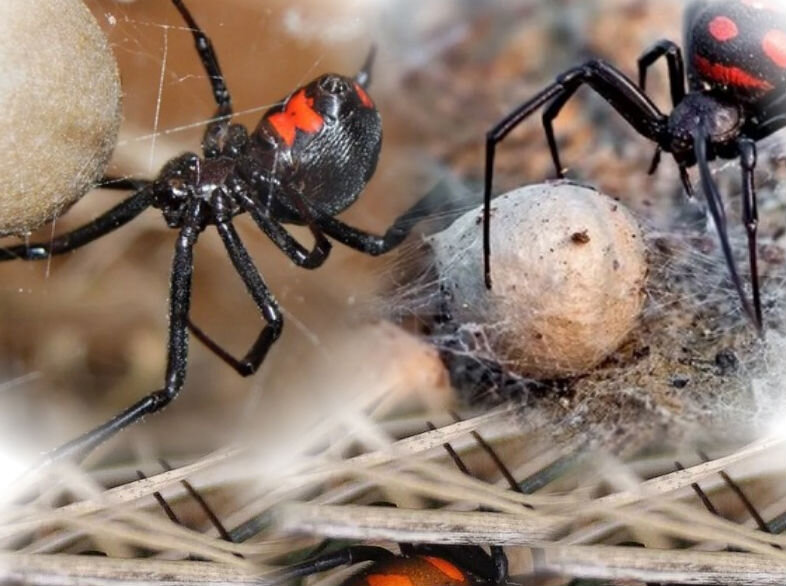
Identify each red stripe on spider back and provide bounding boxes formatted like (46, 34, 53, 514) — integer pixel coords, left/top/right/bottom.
(267, 89, 324, 147)
(708, 16, 739, 42)
(422, 557, 466, 582)
(366, 575, 414, 586)
(763, 29, 786, 67)
(695, 55, 775, 90)
(354, 82, 374, 109)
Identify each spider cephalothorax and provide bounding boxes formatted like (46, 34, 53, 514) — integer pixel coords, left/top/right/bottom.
(484, 0, 786, 334)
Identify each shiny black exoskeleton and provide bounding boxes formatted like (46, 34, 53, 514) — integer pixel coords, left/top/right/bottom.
(0, 0, 440, 464)
(484, 0, 786, 334)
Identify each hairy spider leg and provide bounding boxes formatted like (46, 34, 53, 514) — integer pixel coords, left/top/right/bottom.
(483, 60, 666, 288)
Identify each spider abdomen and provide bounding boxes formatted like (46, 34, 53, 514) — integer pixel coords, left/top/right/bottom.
(686, 0, 786, 104)
(344, 555, 470, 586)
(255, 73, 382, 219)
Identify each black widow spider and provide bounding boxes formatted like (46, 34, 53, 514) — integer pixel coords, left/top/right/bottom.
(483, 0, 786, 334)
(0, 0, 439, 465)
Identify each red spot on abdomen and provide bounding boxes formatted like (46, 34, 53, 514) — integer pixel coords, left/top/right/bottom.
(695, 55, 774, 90)
(267, 89, 324, 147)
(763, 30, 786, 67)
(708, 16, 739, 42)
(422, 557, 466, 582)
(367, 575, 413, 586)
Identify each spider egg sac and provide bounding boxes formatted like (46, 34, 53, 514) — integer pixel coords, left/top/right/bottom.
(0, 0, 121, 235)
(430, 182, 647, 379)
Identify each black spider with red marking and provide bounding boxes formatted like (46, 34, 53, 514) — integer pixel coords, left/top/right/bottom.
(280, 545, 507, 586)
(273, 425, 514, 586)
(0, 0, 439, 464)
(483, 0, 786, 334)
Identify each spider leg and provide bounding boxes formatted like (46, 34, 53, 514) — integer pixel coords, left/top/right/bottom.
(234, 186, 331, 269)
(422, 421, 509, 585)
(694, 131, 761, 333)
(542, 88, 577, 178)
(484, 60, 666, 287)
(274, 545, 396, 583)
(679, 165, 695, 198)
(749, 113, 786, 141)
(739, 138, 763, 330)
(221, 124, 250, 158)
(697, 450, 773, 535)
(314, 182, 449, 255)
(237, 167, 334, 267)
(188, 207, 283, 376)
(483, 84, 562, 287)
(136, 469, 184, 525)
(637, 39, 686, 107)
(158, 458, 237, 544)
(0, 188, 154, 261)
(674, 461, 721, 516)
(171, 0, 233, 158)
(38, 201, 203, 465)
(354, 45, 377, 89)
(647, 146, 663, 175)
(490, 546, 508, 586)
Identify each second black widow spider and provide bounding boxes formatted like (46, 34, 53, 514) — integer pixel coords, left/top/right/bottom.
(483, 0, 786, 334)
(0, 0, 441, 465)
(269, 424, 515, 586)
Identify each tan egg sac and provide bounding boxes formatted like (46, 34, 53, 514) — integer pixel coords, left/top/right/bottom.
(430, 182, 647, 379)
(0, 0, 121, 236)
